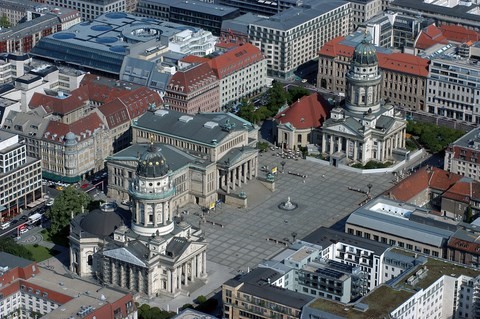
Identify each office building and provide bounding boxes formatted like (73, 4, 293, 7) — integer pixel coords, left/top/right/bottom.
(318, 31, 429, 112)
(0, 131, 41, 219)
(426, 55, 480, 124)
(134, 0, 240, 36)
(349, 0, 383, 30)
(30, 13, 208, 76)
(0, 252, 137, 319)
(70, 147, 208, 297)
(249, 0, 351, 79)
(217, 0, 302, 16)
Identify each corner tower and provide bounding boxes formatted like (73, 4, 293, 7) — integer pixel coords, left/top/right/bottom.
(345, 35, 382, 115)
(129, 143, 175, 237)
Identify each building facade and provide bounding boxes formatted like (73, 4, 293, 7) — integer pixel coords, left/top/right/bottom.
(249, 0, 352, 79)
(0, 252, 137, 319)
(0, 132, 42, 220)
(445, 127, 480, 181)
(222, 267, 314, 319)
(164, 63, 220, 114)
(349, 0, 383, 30)
(70, 145, 207, 297)
(317, 32, 429, 112)
(448, 223, 480, 269)
(426, 56, 480, 124)
(274, 93, 331, 150)
(320, 35, 407, 165)
(45, 0, 125, 21)
(106, 110, 259, 205)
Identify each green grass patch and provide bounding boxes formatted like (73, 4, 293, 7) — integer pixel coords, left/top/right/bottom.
(23, 245, 60, 262)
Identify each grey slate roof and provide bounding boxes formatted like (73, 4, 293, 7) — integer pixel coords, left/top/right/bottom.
(303, 226, 390, 255)
(346, 200, 454, 247)
(0, 14, 60, 41)
(250, 0, 349, 30)
(221, 13, 264, 35)
(0, 252, 33, 269)
(390, 0, 480, 25)
(79, 208, 124, 237)
(165, 237, 189, 258)
(103, 245, 148, 267)
(133, 110, 255, 147)
(224, 267, 314, 309)
(107, 143, 210, 170)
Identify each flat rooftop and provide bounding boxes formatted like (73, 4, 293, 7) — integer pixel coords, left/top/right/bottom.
(30, 266, 130, 319)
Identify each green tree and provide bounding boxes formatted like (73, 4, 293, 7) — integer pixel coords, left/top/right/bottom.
(465, 206, 473, 223)
(0, 15, 10, 28)
(0, 238, 33, 260)
(287, 86, 310, 104)
(237, 98, 256, 123)
(267, 82, 288, 114)
(46, 186, 91, 234)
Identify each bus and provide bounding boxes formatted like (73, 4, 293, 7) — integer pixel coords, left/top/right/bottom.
(28, 213, 43, 226)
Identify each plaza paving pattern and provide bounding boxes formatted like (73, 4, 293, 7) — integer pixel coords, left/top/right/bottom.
(183, 152, 395, 272)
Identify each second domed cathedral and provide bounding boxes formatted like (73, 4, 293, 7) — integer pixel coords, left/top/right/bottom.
(321, 33, 406, 165)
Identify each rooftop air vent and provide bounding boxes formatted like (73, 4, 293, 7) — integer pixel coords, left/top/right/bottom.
(179, 115, 193, 123)
(204, 121, 218, 129)
(155, 109, 169, 117)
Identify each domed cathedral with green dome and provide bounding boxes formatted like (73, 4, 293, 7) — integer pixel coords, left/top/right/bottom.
(69, 142, 208, 298)
(320, 32, 407, 166)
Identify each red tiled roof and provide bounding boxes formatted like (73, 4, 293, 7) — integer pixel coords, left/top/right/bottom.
(98, 87, 162, 128)
(80, 74, 142, 104)
(168, 62, 217, 94)
(29, 85, 90, 115)
(386, 167, 464, 200)
(415, 24, 449, 50)
(209, 43, 264, 79)
(180, 55, 210, 64)
(215, 41, 241, 50)
(274, 93, 331, 129)
(319, 36, 429, 77)
(43, 113, 104, 144)
(447, 237, 480, 254)
(442, 181, 471, 203)
(386, 167, 430, 201)
(428, 167, 463, 191)
(440, 25, 480, 43)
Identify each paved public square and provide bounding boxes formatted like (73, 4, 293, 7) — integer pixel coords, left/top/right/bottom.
(183, 151, 395, 272)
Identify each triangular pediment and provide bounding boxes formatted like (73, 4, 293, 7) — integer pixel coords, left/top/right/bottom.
(324, 123, 358, 136)
(176, 242, 206, 263)
(103, 247, 146, 267)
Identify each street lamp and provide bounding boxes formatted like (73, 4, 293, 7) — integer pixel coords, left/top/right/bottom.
(291, 231, 297, 242)
(280, 160, 286, 173)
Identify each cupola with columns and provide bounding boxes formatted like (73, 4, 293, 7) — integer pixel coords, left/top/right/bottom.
(345, 32, 382, 115)
(129, 141, 175, 237)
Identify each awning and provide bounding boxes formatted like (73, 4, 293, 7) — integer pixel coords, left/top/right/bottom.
(42, 171, 81, 183)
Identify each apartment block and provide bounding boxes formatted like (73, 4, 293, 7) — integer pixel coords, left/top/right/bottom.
(222, 267, 314, 319)
(0, 131, 41, 219)
(447, 223, 480, 268)
(318, 31, 429, 111)
(249, 0, 351, 79)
